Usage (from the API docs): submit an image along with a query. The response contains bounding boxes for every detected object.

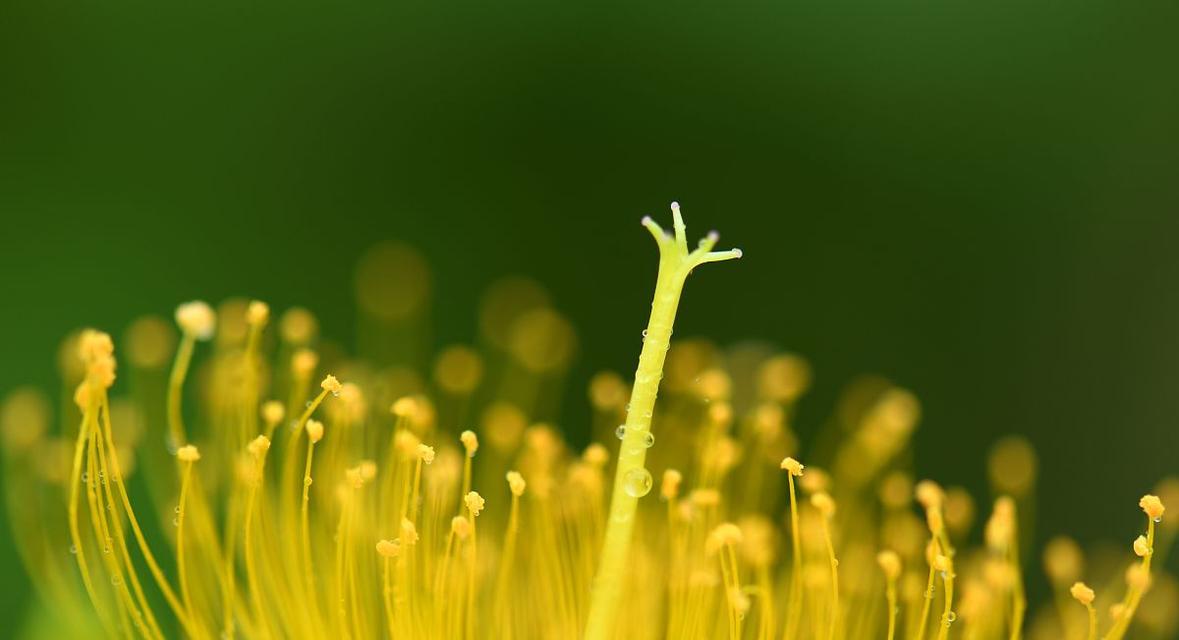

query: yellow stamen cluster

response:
[3,204,1175,640]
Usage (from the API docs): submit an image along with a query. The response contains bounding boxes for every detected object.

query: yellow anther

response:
[176,445,201,462]
[247,435,271,458]
[583,443,609,467]
[1125,563,1151,590]
[320,375,342,395]
[417,444,435,464]
[344,466,364,489]
[376,539,400,559]
[246,300,270,326]
[400,518,418,546]
[261,400,285,426]
[661,469,683,500]
[1133,535,1150,557]
[915,479,945,509]
[464,491,485,517]
[279,306,318,344]
[88,354,117,389]
[305,419,324,444]
[799,467,830,494]
[175,301,216,340]
[78,329,115,363]
[391,396,419,419]
[588,371,628,411]
[780,456,804,477]
[460,430,479,457]
[728,587,751,616]
[433,345,484,395]
[506,471,526,497]
[877,550,902,581]
[394,430,421,456]
[1140,494,1165,520]
[1042,537,1083,585]
[691,488,721,508]
[291,348,319,376]
[1070,581,1095,605]
[705,522,743,555]
[811,491,836,518]
[933,554,952,573]
[72,382,91,411]
[451,515,471,539]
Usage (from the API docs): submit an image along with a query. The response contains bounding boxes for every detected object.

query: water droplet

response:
[304,478,314,487]
[833,559,840,567]
[103,545,112,554]
[111,575,122,586]
[305,401,313,408]
[81,472,89,483]
[615,425,627,440]
[946,611,957,623]
[642,432,655,448]
[174,506,181,514]
[173,518,180,527]
[623,468,653,498]
[1154,517,1162,523]
[69,544,78,554]
[641,329,648,338]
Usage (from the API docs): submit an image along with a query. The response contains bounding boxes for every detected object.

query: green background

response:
[1,0,1177,633]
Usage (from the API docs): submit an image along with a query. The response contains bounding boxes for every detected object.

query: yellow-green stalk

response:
[584,203,742,640]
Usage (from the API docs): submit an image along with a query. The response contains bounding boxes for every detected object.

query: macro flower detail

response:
[0,204,1175,640]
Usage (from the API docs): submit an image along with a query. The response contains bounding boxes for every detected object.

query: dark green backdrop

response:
[2,0,1177,632]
